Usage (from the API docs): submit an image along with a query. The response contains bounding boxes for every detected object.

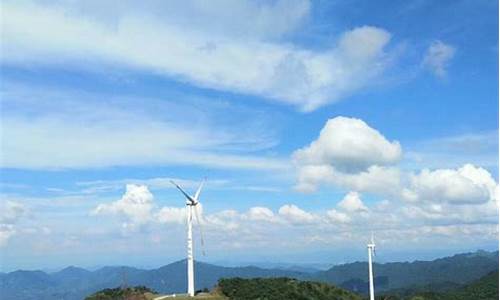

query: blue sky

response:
[0,0,498,272]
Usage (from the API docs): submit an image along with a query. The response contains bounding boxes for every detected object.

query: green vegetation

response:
[80,270,498,300]
[217,277,362,300]
[444,270,498,300]
[84,286,157,300]
[380,270,499,300]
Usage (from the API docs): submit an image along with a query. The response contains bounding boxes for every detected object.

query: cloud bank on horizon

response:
[86,118,497,254]
[0,0,498,270]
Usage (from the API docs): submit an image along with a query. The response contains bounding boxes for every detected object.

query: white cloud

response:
[292,117,498,237]
[419,131,498,155]
[0,201,28,224]
[76,177,228,195]
[422,40,455,78]
[326,209,351,223]
[338,192,368,212]
[43,0,310,40]
[245,207,276,222]
[328,165,402,196]
[278,204,316,224]
[405,130,499,170]
[1,83,287,170]
[293,117,402,171]
[293,117,498,211]
[21,178,499,255]
[1,1,394,111]
[293,117,402,193]
[156,207,187,225]
[0,201,28,247]
[205,210,241,231]
[294,165,335,193]
[0,224,16,247]
[92,184,154,226]
[405,164,497,205]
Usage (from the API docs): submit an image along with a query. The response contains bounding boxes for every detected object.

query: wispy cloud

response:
[422,40,456,78]
[2,1,396,111]
[405,130,499,169]
[1,82,288,170]
[76,177,228,195]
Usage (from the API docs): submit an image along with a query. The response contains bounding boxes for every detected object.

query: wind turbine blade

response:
[194,205,206,256]
[170,180,196,203]
[193,179,206,203]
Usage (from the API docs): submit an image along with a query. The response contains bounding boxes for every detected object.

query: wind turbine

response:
[170,179,206,297]
[367,233,376,300]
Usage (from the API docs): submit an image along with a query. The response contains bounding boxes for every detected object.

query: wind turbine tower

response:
[171,179,205,297]
[367,233,376,300]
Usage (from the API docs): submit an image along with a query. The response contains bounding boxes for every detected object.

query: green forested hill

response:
[381,270,499,300]
[450,270,499,299]
[85,286,157,300]
[83,272,498,300]
[217,277,362,300]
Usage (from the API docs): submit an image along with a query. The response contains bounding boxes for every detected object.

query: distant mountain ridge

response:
[0,260,304,300]
[0,250,497,300]
[316,250,499,292]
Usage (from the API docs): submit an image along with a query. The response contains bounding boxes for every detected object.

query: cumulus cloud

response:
[326,209,351,223]
[278,204,316,224]
[294,117,402,193]
[245,207,276,222]
[404,164,497,205]
[0,225,16,247]
[338,192,368,212]
[2,1,394,111]
[82,179,497,252]
[293,117,402,171]
[0,201,28,224]
[205,210,241,231]
[0,201,28,247]
[156,207,187,225]
[292,116,498,230]
[92,184,155,227]
[422,41,455,78]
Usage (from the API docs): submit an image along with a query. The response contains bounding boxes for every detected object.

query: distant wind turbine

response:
[367,233,376,300]
[170,179,206,297]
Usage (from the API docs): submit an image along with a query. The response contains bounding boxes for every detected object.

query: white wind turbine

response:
[170,179,206,297]
[367,233,376,300]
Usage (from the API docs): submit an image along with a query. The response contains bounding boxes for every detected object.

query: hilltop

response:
[85,286,157,300]
[217,277,361,300]
[86,278,361,300]
[84,271,499,300]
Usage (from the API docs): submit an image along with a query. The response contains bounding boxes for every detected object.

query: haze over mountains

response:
[1,250,497,300]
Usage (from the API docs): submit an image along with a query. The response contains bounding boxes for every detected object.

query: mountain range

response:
[0,250,497,300]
